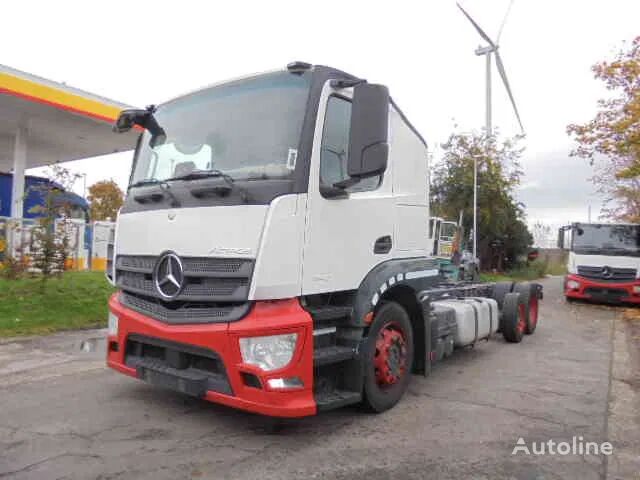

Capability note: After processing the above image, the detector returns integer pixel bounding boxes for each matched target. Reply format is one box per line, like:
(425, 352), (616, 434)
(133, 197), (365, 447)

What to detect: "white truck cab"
(559, 222), (640, 303)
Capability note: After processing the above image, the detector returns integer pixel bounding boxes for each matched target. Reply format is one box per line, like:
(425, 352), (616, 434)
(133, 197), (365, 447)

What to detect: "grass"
(480, 258), (567, 283)
(0, 257), (566, 338)
(0, 272), (115, 338)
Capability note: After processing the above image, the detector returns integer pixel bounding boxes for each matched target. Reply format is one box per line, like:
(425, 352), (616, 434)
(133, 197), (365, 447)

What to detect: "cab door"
(301, 86), (394, 295)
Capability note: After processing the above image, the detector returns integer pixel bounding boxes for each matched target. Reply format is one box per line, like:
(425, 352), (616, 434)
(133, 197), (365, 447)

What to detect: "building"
(0, 63), (138, 218)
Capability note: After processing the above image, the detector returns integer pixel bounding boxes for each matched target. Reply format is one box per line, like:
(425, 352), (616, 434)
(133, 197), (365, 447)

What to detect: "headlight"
(239, 333), (298, 371)
(632, 286), (640, 294)
(108, 311), (119, 336)
(566, 279), (580, 290)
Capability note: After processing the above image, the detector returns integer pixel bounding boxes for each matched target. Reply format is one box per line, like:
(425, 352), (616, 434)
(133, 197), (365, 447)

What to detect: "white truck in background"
(428, 217), (458, 258)
(559, 222), (640, 304)
(428, 216), (478, 281)
(105, 62), (542, 417)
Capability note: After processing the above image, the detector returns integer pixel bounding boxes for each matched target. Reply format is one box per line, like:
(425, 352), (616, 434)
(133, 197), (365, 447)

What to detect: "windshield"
(440, 222), (457, 240)
(130, 71), (310, 185)
(572, 223), (640, 254)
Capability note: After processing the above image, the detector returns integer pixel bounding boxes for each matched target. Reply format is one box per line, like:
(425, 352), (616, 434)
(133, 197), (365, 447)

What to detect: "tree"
(87, 180), (124, 221)
(28, 165), (79, 279)
(531, 221), (555, 248)
(431, 132), (532, 270)
(567, 36), (640, 222)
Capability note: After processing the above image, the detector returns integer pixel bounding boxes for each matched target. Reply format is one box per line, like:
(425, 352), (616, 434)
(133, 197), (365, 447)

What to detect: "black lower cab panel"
(125, 335), (233, 397)
(314, 365), (362, 412)
(306, 302), (363, 411)
(584, 287), (628, 302)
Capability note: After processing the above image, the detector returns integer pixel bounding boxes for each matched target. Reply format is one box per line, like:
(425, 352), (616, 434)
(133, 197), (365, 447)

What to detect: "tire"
(502, 292), (526, 343)
(491, 281), (514, 332)
(361, 301), (414, 413)
(491, 281), (514, 309)
(513, 282), (539, 335)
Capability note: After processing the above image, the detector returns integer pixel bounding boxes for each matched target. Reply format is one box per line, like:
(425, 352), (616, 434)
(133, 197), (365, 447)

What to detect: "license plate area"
(138, 366), (207, 398)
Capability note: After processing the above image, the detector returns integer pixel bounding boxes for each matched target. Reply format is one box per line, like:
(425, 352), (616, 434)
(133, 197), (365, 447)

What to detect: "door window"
(319, 95), (381, 193)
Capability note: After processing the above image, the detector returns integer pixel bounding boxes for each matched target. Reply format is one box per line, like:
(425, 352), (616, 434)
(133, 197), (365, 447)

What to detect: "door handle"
(374, 236), (392, 254)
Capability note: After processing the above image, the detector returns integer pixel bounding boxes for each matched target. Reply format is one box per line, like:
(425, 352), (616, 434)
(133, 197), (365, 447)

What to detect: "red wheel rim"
(374, 321), (407, 388)
(529, 297), (538, 329)
(517, 304), (526, 334)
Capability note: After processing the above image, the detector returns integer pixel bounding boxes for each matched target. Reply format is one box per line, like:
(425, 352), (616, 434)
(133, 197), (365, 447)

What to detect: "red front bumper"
(107, 293), (316, 417)
(564, 274), (640, 304)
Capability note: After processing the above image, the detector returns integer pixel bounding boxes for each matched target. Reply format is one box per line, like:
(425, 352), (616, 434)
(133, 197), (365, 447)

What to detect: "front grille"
(115, 254), (254, 324)
(117, 271), (248, 301)
(125, 334), (233, 396)
(577, 265), (637, 282)
(182, 257), (249, 274)
(118, 255), (156, 272)
(120, 292), (251, 324)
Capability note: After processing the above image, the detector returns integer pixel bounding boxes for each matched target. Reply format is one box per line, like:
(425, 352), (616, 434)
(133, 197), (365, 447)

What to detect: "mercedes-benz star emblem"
(602, 266), (612, 279)
(154, 253), (184, 299)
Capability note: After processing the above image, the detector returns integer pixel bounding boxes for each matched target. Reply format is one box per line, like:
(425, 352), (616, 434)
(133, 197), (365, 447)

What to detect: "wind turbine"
(457, 1), (524, 135)
(456, 1), (524, 264)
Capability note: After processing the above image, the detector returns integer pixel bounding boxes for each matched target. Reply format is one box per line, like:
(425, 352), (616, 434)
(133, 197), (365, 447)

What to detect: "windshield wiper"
(130, 178), (163, 188)
(129, 178), (180, 207)
(165, 169), (234, 184)
(166, 170), (250, 202)
(159, 182), (181, 207)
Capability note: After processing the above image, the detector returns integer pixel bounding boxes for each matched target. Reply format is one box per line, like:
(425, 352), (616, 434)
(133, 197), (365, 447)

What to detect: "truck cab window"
(130, 71), (310, 186)
(320, 95), (381, 193)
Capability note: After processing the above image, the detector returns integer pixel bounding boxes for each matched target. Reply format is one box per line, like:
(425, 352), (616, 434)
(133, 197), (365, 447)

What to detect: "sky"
(4, 0), (639, 236)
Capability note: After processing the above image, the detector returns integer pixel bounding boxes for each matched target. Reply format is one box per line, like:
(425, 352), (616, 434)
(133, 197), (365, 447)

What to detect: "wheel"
(502, 292), (526, 343)
(491, 281), (514, 309)
(491, 281), (514, 332)
(513, 282), (539, 335)
(361, 301), (414, 413)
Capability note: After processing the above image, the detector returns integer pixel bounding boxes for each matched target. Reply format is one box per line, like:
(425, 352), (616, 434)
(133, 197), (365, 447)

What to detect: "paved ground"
(1, 276), (638, 480)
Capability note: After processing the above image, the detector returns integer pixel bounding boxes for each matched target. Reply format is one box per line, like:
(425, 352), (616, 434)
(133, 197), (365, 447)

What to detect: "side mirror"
(557, 227), (565, 249)
(113, 109), (148, 133)
(114, 108), (166, 145)
(347, 83), (389, 178)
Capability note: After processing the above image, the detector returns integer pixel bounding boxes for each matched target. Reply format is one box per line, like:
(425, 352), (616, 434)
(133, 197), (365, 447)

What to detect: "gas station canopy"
(0, 64), (139, 216)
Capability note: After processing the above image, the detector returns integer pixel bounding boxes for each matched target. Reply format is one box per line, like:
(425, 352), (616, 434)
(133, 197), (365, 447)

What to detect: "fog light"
(107, 311), (119, 336)
(632, 286), (640, 294)
(267, 377), (304, 390)
(239, 333), (298, 371)
(566, 280), (580, 290)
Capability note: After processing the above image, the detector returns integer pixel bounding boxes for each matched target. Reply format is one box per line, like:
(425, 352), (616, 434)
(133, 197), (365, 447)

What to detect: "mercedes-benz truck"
(559, 222), (640, 304)
(106, 62), (542, 417)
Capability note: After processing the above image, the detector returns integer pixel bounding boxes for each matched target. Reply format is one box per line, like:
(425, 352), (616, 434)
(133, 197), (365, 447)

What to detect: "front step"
(306, 305), (353, 323)
(315, 389), (362, 412)
(313, 345), (356, 367)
